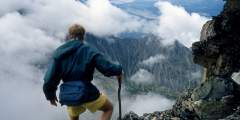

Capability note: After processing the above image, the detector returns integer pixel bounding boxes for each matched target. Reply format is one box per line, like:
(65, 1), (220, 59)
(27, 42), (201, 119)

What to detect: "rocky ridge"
(122, 0), (240, 119)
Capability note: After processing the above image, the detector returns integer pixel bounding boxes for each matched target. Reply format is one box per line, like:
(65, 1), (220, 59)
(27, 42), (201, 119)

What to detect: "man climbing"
(43, 24), (123, 120)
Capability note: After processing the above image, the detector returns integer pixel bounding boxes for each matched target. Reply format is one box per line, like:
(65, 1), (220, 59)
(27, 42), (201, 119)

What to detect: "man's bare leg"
(98, 99), (113, 120)
(69, 116), (79, 120)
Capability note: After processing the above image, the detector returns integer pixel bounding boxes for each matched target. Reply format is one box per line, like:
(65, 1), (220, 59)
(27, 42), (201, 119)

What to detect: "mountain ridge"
(85, 33), (201, 96)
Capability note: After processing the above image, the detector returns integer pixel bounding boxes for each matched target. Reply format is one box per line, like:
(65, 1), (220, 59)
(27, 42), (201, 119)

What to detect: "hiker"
(43, 24), (123, 120)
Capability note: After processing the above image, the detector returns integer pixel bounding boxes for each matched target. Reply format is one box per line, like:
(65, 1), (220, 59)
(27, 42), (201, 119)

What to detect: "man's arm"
(43, 59), (61, 105)
(94, 54), (122, 77)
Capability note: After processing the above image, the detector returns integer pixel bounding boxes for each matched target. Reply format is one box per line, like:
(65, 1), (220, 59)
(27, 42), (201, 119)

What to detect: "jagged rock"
(193, 0), (240, 78)
(190, 0), (240, 118)
(122, 112), (143, 120)
(123, 0), (240, 120)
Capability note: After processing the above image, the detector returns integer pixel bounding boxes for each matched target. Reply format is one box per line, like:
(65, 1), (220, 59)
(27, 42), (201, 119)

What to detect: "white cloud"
(0, 0), (33, 16)
(191, 71), (202, 79)
(1, 0), (144, 37)
(154, 1), (209, 48)
(0, 12), (59, 54)
(0, 11), (62, 120)
(80, 0), (143, 36)
(123, 93), (175, 115)
(0, 79), (68, 120)
(141, 54), (165, 67)
(130, 69), (154, 84)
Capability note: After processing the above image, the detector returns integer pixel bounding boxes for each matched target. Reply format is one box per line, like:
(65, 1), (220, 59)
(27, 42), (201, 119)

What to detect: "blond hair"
(68, 24), (85, 40)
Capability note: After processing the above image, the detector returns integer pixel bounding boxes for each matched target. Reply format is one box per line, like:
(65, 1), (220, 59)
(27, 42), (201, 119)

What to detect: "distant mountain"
(86, 34), (202, 97)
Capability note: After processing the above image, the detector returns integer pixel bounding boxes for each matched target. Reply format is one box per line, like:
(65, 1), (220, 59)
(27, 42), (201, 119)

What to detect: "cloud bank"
(141, 54), (165, 67)
(123, 93), (175, 115)
(155, 1), (209, 48)
(76, 0), (144, 36)
(130, 69), (154, 84)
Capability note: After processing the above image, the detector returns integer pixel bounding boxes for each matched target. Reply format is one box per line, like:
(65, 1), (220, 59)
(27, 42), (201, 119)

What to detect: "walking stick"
(118, 77), (122, 120)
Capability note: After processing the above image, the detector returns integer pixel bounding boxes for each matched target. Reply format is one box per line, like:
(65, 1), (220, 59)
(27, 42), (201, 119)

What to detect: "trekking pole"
(117, 77), (122, 120)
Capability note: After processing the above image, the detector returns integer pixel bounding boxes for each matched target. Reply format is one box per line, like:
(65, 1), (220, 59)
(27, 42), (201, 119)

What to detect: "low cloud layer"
(123, 93), (175, 115)
(130, 69), (154, 84)
(191, 71), (202, 79)
(141, 54), (166, 67)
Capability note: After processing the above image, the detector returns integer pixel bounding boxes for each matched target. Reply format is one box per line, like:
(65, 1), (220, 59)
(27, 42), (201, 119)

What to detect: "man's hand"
(49, 96), (58, 107)
(117, 74), (123, 83)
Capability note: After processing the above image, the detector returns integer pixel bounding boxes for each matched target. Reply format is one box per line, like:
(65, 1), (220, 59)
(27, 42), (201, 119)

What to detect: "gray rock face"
(192, 0), (240, 78)
(123, 0), (240, 119)
(190, 1), (240, 118)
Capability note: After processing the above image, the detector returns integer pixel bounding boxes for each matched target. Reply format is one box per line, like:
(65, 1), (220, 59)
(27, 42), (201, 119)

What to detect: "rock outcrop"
(123, 0), (240, 119)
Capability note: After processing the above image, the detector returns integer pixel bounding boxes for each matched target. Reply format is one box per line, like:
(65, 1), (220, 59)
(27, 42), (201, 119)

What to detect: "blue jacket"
(43, 39), (122, 105)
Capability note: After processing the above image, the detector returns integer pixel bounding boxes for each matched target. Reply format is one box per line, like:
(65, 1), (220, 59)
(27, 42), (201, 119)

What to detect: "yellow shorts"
(67, 93), (107, 117)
